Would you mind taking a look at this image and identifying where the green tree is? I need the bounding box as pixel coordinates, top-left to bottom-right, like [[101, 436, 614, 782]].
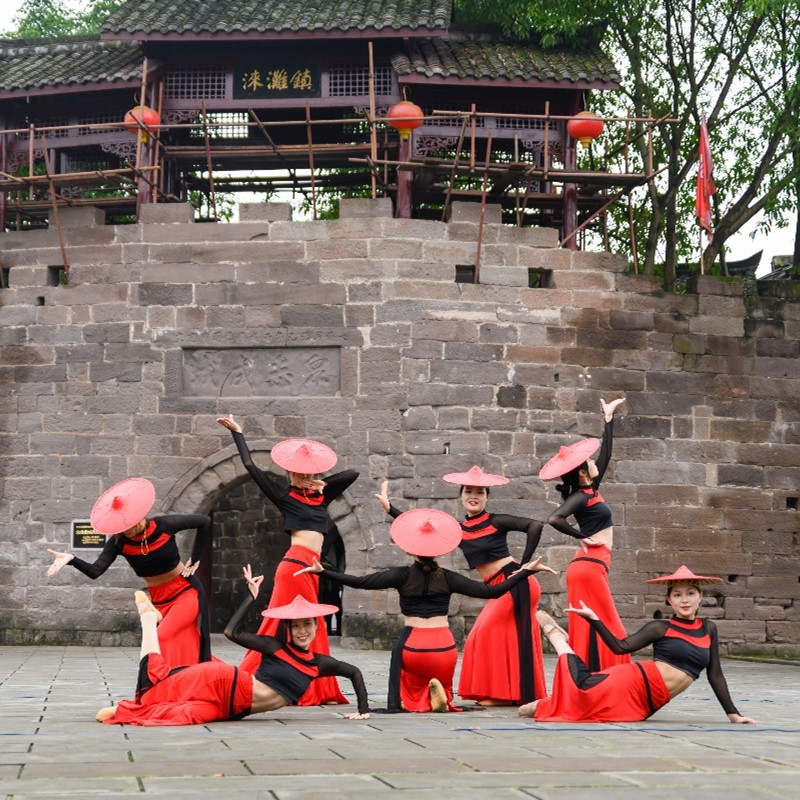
[[4, 0, 125, 38], [457, 0, 800, 287]]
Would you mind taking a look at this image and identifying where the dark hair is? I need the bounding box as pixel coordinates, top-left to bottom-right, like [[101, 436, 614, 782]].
[[415, 555, 440, 575], [555, 463, 586, 501], [459, 485, 490, 496]]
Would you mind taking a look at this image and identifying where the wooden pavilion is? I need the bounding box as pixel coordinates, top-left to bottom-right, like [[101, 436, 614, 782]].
[[0, 0, 658, 246]]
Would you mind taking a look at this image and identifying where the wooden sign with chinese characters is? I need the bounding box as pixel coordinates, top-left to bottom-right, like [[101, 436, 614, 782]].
[[72, 520, 104, 549], [234, 61, 321, 99]]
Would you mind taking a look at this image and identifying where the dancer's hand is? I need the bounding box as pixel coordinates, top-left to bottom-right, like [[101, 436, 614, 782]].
[[601, 397, 624, 422], [46, 549, 74, 577], [181, 560, 199, 577], [566, 600, 599, 620], [242, 564, 264, 598], [580, 537, 603, 551], [728, 713, 757, 724], [293, 557, 324, 577], [216, 414, 242, 433], [518, 556, 557, 576], [342, 711, 371, 720], [375, 480, 390, 513]]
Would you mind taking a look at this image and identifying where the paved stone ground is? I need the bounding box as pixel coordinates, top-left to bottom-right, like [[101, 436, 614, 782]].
[[1, 636, 798, 800]]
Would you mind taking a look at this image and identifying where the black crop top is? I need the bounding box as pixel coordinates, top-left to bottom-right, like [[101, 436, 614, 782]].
[[458, 512, 543, 569], [223, 592, 370, 713], [230, 430, 358, 534], [69, 514, 211, 579], [322, 561, 536, 618], [548, 418, 615, 539], [587, 615, 740, 715]]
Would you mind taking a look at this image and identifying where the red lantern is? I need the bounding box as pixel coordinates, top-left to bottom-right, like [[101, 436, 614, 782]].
[[386, 100, 424, 141], [124, 105, 160, 143], [567, 110, 604, 148]]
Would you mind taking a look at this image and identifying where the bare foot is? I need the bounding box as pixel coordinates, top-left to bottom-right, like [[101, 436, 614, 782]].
[[134, 590, 162, 621], [518, 701, 539, 718], [429, 678, 449, 712], [95, 705, 116, 722], [477, 698, 515, 706], [536, 610, 567, 641]]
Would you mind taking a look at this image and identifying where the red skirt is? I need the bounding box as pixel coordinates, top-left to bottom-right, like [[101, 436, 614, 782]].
[[457, 565, 546, 704], [565, 545, 630, 671], [147, 574, 209, 669], [392, 626, 459, 713], [238, 544, 347, 705], [534, 655, 671, 722], [106, 654, 253, 727]]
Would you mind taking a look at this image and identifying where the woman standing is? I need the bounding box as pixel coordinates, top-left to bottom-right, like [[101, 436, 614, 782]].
[[217, 415, 358, 704], [301, 508, 556, 712], [97, 567, 370, 726], [47, 478, 213, 670], [539, 397, 628, 671], [439, 467, 546, 706], [519, 566, 756, 724]]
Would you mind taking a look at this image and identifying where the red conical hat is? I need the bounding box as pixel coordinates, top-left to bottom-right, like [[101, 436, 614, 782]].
[[270, 438, 337, 473], [262, 594, 339, 619], [390, 508, 463, 557], [645, 565, 723, 586], [90, 478, 156, 536], [538, 437, 600, 481], [442, 465, 509, 487]]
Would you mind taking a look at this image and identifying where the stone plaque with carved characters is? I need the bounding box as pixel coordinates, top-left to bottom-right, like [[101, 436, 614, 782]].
[[182, 347, 339, 397]]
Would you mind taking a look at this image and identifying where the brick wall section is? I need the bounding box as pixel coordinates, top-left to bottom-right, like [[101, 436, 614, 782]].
[[1, 201, 798, 656]]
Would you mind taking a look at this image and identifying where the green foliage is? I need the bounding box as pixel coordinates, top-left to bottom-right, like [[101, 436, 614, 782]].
[[3, 0, 126, 38], [454, 0, 614, 46]]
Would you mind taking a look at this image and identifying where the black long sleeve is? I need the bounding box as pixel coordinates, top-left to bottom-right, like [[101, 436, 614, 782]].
[[594, 417, 613, 486], [155, 514, 212, 565], [231, 430, 285, 506], [316, 654, 370, 713], [69, 537, 121, 579], [705, 621, 741, 716], [322, 470, 359, 503], [547, 493, 593, 539], [490, 514, 544, 564], [587, 617, 669, 654], [442, 566, 535, 599]]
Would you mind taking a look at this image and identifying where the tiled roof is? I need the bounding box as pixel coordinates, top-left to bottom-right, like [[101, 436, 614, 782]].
[[102, 0, 452, 36], [391, 37, 620, 85], [0, 36, 148, 93]]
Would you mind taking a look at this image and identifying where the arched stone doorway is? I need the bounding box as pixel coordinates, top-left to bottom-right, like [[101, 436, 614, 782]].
[[161, 443, 361, 633]]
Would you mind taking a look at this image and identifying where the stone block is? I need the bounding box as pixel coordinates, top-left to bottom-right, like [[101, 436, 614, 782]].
[[50, 206, 105, 228], [687, 274, 743, 296], [494, 225, 559, 248], [140, 202, 195, 224], [238, 201, 292, 222], [338, 197, 393, 218], [7, 266, 50, 288], [478, 264, 529, 287], [447, 201, 501, 225]]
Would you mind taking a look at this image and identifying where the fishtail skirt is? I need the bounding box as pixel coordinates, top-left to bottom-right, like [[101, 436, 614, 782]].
[[534, 655, 671, 722], [106, 654, 253, 727], [565, 545, 630, 671], [457, 564, 546, 704]]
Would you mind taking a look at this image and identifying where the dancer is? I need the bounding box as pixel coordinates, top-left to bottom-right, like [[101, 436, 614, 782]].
[[300, 508, 556, 712], [96, 566, 370, 726], [439, 467, 546, 705], [519, 565, 756, 724], [539, 397, 628, 671], [217, 414, 358, 704], [47, 478, 212, 669]]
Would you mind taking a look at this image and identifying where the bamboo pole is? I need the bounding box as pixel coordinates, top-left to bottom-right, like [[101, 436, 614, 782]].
[[41, 137, 70, 282], [368, 41, 377, 199]]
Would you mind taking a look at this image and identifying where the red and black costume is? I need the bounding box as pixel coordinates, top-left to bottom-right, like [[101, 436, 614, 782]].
[[321, 561, 537, 712], [104, 592, 370, 727], [548, 419, 629, 671], [227, 430, 358, 704], [68, 514, 212, 669], [534, 615, 741, 723]]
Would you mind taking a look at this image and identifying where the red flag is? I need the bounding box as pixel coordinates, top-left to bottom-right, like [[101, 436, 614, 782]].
[[695, 115, 716, 242]]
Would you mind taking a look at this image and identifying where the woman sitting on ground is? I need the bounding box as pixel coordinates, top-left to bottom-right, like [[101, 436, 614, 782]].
[[96, 566, 370, 726], [518, 565, 756, 724]]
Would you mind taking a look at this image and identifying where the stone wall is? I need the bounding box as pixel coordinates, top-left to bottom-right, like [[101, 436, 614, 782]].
[[1, 199, 798, 656]]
